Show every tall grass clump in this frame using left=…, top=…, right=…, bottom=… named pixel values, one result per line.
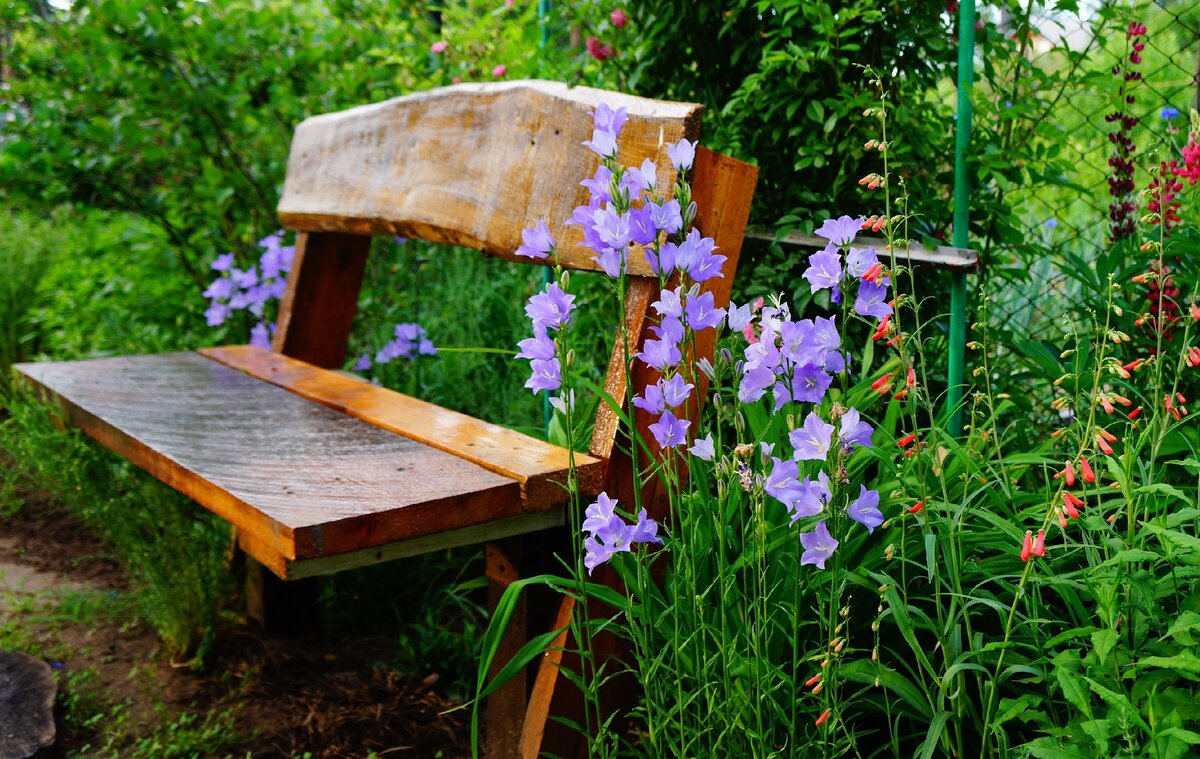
left=476, top=79, right=1200, bottom=757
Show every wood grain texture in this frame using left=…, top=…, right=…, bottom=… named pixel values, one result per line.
left=201, top=344, right=604, bottom=508
left=278, top=81, right=702, bottom=277
left=273, top=231, right=371, bottom=367
left=14, top=353, right=531, bottom=569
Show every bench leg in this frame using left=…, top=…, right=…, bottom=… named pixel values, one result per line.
left=244, top=554, right=321, bottom=635
left=485, top=538, right=527, bottom=759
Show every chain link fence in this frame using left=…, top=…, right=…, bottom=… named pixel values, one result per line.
left=982, top=0, right=1198, bottom=338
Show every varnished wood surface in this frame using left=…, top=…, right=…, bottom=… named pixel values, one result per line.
left=278, top=81, right=702, bottom=277
left=273, top=231, right=371, bottom=367
left=14, top=353, right=537, bottom=569
left=200, top=345, right=605, bottom=507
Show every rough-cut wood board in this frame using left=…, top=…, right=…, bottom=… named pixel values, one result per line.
left=13, top=353, right=529, bottom=567
left=272, top=231, right=371, bottom=367
left=0, top=651, right=56, bottom=759
left=241, top=507, right=563, bottom=580
left=744, top=229, right=979, bottom=270
left=278, top=80, right=702, bottom=277
left=201, top=345, right=604, bottom=507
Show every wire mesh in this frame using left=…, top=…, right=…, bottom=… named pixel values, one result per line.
left=981, top=0, right=1198, bottom=338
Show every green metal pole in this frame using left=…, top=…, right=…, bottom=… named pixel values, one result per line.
left=948, top=0, right=976, bottom=437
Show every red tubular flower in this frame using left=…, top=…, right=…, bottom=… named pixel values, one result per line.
left=908, top=501, right=924, bottom=514
left=1080, top=456, right=1096, bottom=483
left=862, top=262, right=883, bottom=283
left=897, top=432, right=916, bottom=448
left=1191, top=304, right=1200, bottom=320
left=1058, top=510, right=1069, bottom=528
left=1063, top=492, right=1083, bottom=519
left=805, top=672, right=821, bottom=687
left=1127, top=406, right=1142, bottom=420
left=906, top=367, right=916, bottom=388
left=872, top=314, right=892, bottom=341
left=1032, top=530, right=1047, bottom=557
left=815, top=709, right=830, bottom=727
left=1098, top=429, right=1118, bottom=443
left=1100, top=395, right=1116, bottom=414
left=1020, top=531, right=1034, bottom=562
left=1064, top=461, right=1076, bottom=486
left=1097, top=435, right=1115, bottom=455
left=1123, top=358, right=1143, bottom=373
left=871, top=373, right=893, bottom=391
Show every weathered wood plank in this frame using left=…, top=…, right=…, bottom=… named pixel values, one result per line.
left=14, top=353, right=527, bottom=569
left=200, top=345, right=605, bottom=508
left=743, top=229, right=979, bottom=270
left=241, top=506, right=564, bottom=581
left=273, top=231, right=372, bottom=367
left=278, top=81, right=702, bottom=277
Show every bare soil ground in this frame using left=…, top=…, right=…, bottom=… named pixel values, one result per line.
left=0, top=496, right=471, bottom=758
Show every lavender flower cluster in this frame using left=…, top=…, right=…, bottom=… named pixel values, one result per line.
left=354, top=323, right=437, bottom=373
left=742, top=217, right=891, bottom=569
left=582, top=492, right=662, bottom=573
left=203, top=232, right=294, bottom=348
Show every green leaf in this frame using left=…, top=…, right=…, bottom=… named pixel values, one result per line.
left=916, top=711, right=953, bottom=759
left=1138, top=651, right=1200, bottom=677
left=1136, top=483, right=1193, bottom=504
left=995, top=694, right=1043, bottom=727
left=839, top=659, right=932, bottom=719
left=1165, top=611, right=1200, bottom=646
left=1091, top=629, right=1119, bottom=663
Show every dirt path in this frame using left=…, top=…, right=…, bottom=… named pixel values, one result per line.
left=0, top=499, right=471, bottom=757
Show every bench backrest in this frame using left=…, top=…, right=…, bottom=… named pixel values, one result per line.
left=270, top=80, right=757, bottom=469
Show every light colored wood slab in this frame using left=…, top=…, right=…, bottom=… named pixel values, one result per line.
left=278, top=80, right=702, bottom=277
left=744, top=229, right=979, bottom=270
left=200, top=344, right=605, bottom=507
left=13, top=353, right=532, bottom=568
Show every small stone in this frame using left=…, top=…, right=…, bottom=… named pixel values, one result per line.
left=0, top=651, right=56, bottom=759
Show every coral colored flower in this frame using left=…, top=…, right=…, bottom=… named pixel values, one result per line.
left=815, top=709, right=831, bottom=727
left=897, top=432, right=916, bottom=448
left=1079, top=456, right=1095, bottom=483
left=1192, top=304, right=1200, bottom=320
left=1063, top=491, right=1084, bottom=519
left=1127, top=406, right=1142, bottom=420
left=1064, top=461, right=1076, bottom=486
left=1020, top=531, right=1033, bottom=562
left=1032, top=530, right=1047, bottom=557
left=1097, top=435, right=1114, bottom=455
left=871, top=372, right=893, bottom=392
left=907, top=501, right=924, bottom=514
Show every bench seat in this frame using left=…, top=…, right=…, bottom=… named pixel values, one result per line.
left=15, top=346, right=603, bottom=580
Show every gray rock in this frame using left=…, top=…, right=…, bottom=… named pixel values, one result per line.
left=0, top=651, right=56, bottom=759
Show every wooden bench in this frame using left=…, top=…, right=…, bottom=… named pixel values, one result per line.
left=14, top=80, right=757, bottom=757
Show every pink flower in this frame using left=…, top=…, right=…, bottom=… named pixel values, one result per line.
left=1020, top=531, right=1033, bottom=562
left=431, top=40, right=448, bottom=54
left=610, top=8, right=628, bottom=27
left=492, top=64, right=507, bottom=77
left=586, top=35, right=616, bottom=62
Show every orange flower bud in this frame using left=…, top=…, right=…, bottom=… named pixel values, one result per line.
left=1032, top=529, right=1047, bottom=557
left=816, top=709, right=831, bottom=727
left=1020, top=530, right=1033, bottom=562
left=897, top=432, right=916, bottom=448
left=1127, top=407, right=1142, bottom=420
left=907, top=501, right=924, bottom=514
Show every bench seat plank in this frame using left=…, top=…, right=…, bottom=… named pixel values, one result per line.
left=200, top=345, right=605, bottom=507
left=13, top=352, right=567, bottom=571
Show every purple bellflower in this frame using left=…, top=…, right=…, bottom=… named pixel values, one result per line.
left=666, top=138, right=696, bottom=172
left=649, top=409, right=690, bottom=449
left=803, top=245, right=842, bottom=293
left=790, top=413, right=834, bottom=461
left=525, top=283, right=575, bottom=331
left=848, top=485, right=884, bottom=533
left=814, top=215, right=865, bottom=248
left=854, top=280, right=893, bottom=320
left=800, top=521, right=839, bottom=569
left=516, top=218, right=556, bottom=259
left=839, top=407, right=874, bottom=450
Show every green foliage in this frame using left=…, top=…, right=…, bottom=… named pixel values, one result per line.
left=0, top=391, right=233, bottom=659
